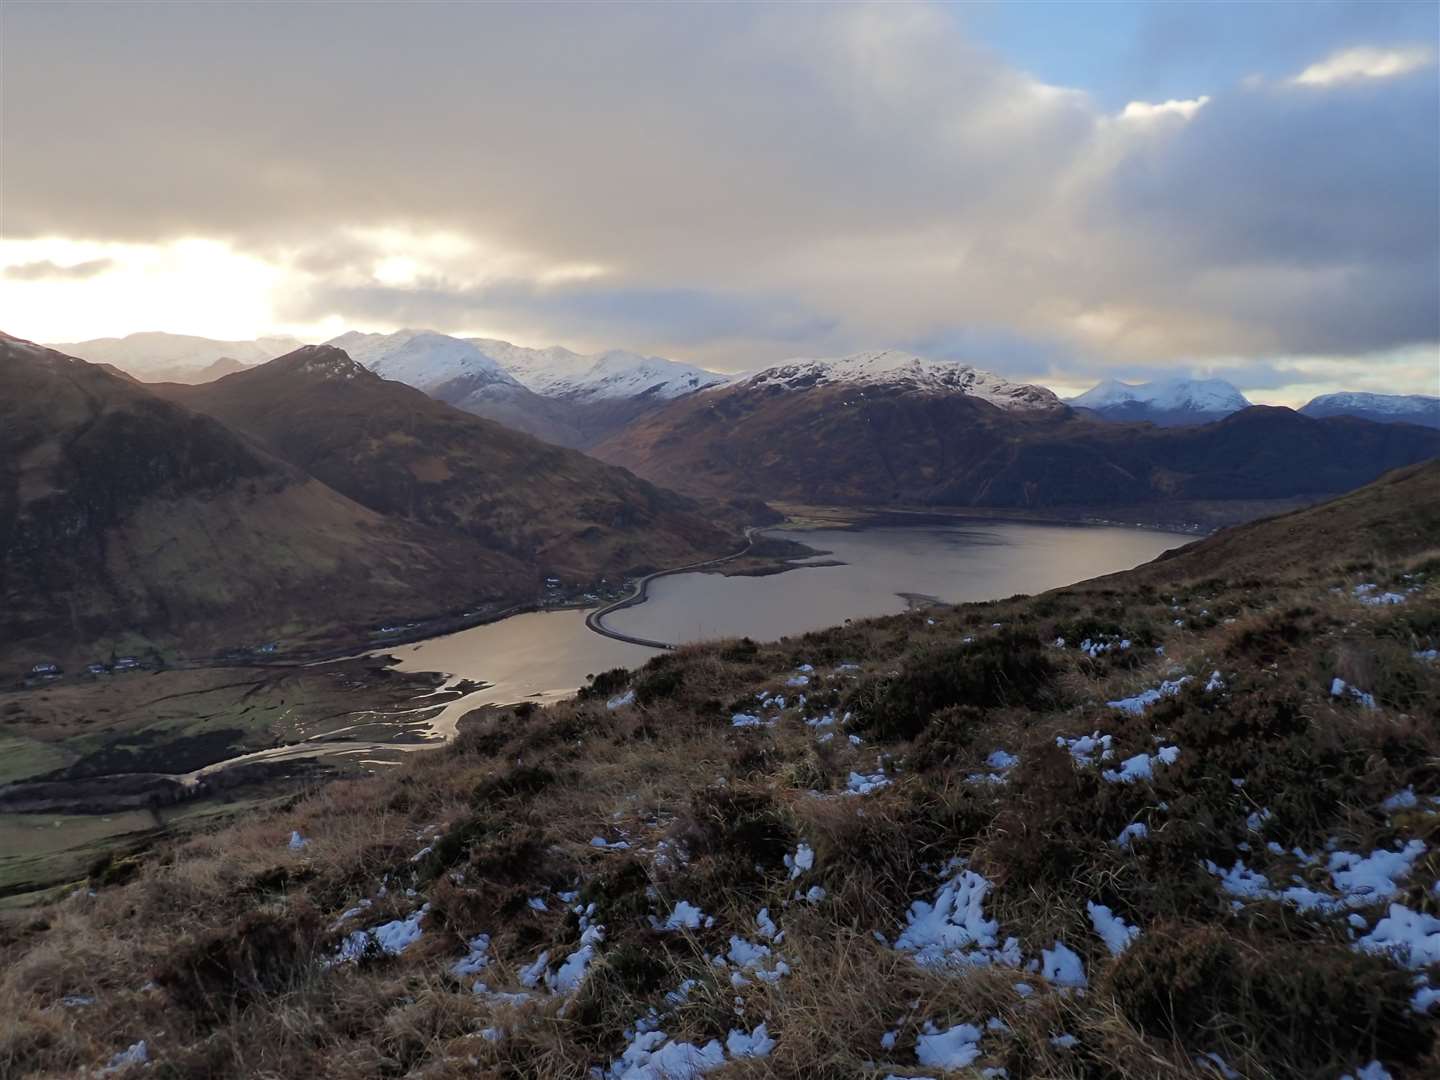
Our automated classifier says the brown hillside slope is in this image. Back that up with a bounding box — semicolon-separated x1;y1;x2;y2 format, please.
594;378;1440;508
158;346;741;581
0;335;521;668
3;465;1436;1079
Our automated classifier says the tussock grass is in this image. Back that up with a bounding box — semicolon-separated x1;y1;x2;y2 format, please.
4;473;1440;1078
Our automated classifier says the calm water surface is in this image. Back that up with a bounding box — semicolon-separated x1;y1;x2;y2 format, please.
392;521;1181;735
609;523;1180;644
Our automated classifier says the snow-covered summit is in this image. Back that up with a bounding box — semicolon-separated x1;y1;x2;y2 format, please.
736;350;1061;411
467;338;727;402
324;329;726;404
1300;392;1440;429
1069;376;1250;415
326;330;521;392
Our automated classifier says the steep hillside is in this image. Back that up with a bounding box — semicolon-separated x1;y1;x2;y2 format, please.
597;359;1439;509
0;335;519;669
1067;377;1250;426
1301;393;1440;430
160;346;741;581
4;465;1436;1080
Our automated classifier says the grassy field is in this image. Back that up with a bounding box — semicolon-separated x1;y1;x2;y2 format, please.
1;463;1436;1079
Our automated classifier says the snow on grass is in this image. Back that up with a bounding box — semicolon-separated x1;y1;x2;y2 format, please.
1340;1062;1393;1080
1382;787;1418;812
1086;901;1140;955
894;868;1022;970
606;690;636;710
1040;942;1087;988
915;1022;983;1069
730;713;767;728
1355;904;1440;969
1107;677;1191;716
1330;677;1377;709
1196;1051;1241;1078
1354;583;1406;606
1050;1033;1080;1049
785;842;814;879
654;899;713;931
987;750;1019;770
602;1030;725;1079
718;934;791;986
451;933;491;977
847;769;891;795
1208;839;1427;914
1056;732;1112;765
1114;822;1148;847
785;674;810;687
546;924;604;994
590;836;631;850
335;904;429;962
518;950;550;988
1101;746;1179;784
726;1024;776;1059
102;1041;149;1074
288;830;308;851
1205;670;1226;693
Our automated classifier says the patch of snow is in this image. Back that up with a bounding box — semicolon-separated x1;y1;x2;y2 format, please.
1087;902;1140;955
1114;822;1149;847
452;933;491;977
1040;942;1087;988
785;843;814;879
1057;732;1113;765
102;1041;149;1074
1355;904;1440;969
288;830;308;851
915;1022;983;1069
1108;677;1191;715
847;770;891;795
726;1024;776;1059
607;690;636;710
895;869;1022;969
336;904;429;962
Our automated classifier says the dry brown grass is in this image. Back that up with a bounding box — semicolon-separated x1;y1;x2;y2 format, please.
3;519;1438;1078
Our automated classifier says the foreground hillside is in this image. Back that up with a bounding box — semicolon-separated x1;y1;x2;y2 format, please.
596;354;1439;510
3;463;1438;1079
0;335;521;670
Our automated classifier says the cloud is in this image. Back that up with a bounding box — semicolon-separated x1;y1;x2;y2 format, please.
1291;44;1434;86
1;1;1435;387
2;258;113;280
1118;96;1210;123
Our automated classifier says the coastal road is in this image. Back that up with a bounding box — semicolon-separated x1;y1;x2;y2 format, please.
584;527;763;649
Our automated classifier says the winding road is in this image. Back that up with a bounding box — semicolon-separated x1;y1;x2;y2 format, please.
584;527;763;649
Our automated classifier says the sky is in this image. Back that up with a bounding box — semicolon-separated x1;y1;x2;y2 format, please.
2;0;1437;404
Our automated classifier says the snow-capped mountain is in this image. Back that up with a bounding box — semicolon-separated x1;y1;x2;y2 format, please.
1299;392;1440;429
322;329;727;448
327;330;521;392
47;331;303;383
466;338;728;403
736;350;1062;410
1067;377;1251;426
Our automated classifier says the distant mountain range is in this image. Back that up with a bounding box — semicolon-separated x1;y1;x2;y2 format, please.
1066;377;1252;426
595;351;1440;508
48;331;1438;436
1298;392;1440;429
0;335;741;668
48;331;303;384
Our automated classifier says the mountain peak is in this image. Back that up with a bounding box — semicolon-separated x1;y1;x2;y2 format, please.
738;350;1062;410
267;344;373;382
